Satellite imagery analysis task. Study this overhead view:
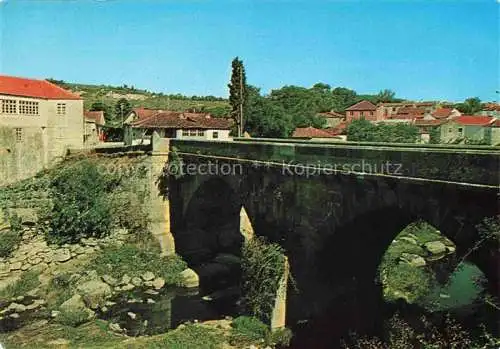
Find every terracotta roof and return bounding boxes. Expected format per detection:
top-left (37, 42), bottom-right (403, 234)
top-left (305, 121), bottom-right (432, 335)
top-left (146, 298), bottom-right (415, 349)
top-left (345, 100), bottom-right (377, 111)
top-left (397, 106), bottom-right (425, 115)
top-left (131, 111), bottom-right (233, 130)
top-left (130, 107), bottom-right (159, 120)
top-left (389, 114), bottom-right (421, 120)
top-left (414, 119), bottom-right (446, 127)
top-left (450, 115), bottom-right (496, 126)
top-left (0, 75), bottom-right (81, 100)
top-left (318, 111), bottom-right (345, 118)
top-left (325, 122), bottom-right (347, 135)
top-left (84, 111), bottom-right (105, 125)
top-left (432, 108), bottom-right (455, 119)
top-left (482, 103), bottom-right (500, 112)
top-left (489, 119), bottom-right (500, 127)
top-left (292, 126), bottom-right (337, 138)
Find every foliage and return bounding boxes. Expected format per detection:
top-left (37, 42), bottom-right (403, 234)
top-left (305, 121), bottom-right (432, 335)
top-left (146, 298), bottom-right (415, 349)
top-left (88, 243), bottom-right (187, 285)
top-left (347, 119), bottom-right (419, 143)
top-left (90, 101), bottom-right (113, 123)
top-left (114, 98), bottom-right (132, 125)
top-left (42, 160), bottom-right (119, 244)
top-left (376, 89), bottom-right (397, 103)
top-left (228, 57), bottom-right (247, 136)
top-left (382, 263), bottom-right (434, 303)
top-left (241, 237), bottom-right (286, 324)
top-left (0, 213), bottom-right (22, 257)
top-left (56, 309), bottom-right (92, 327)
top-left (229, 316), bottom-right (293, 347)
top-left (456, 97), bottom-right (482, 115)
top-left (429, 126), bottom-right (441, 144)
top-left (45, 273), bottom-right (75, 310)
top-left (0, 271), bottom-right (40, 300)
top-left (153, 323), bottom-right (224, 349)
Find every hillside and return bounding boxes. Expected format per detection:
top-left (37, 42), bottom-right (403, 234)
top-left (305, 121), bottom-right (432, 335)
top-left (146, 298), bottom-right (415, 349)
top-left (47, 79), bottom-right (231, 117)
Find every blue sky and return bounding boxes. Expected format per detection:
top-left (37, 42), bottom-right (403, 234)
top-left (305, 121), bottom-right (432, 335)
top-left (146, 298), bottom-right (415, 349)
top-left (0, 0), bottom-right (498, 101)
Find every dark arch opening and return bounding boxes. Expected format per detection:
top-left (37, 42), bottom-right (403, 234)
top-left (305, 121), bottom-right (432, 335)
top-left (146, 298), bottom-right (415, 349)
top-left (286, 207), bottom-right (499, 349)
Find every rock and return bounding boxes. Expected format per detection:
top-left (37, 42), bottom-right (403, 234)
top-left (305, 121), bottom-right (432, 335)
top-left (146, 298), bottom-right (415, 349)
top-left (131, 277), bottom-right (143, 287)
top-left (31, 262), bottom-right (48, 273)
top-left (9, 262), bottom-right (22, 271)
top-left (102, 274), bottom-right (118, 286)
top-left (127, 311), bottom-right (137, 320)
top-left (76, 280), bottom-right (113, 309)
top-left (53, 249), bottom-right (71, 263)
top-left (105, 301), bottom-right (116, 307)
top-left (9, 313), bottom-right (20, 319)
top-left (446, 245), bottom-right (456, 253)
top-left (424, 241), bottom-right (447, 255)
top-left (47, 339), bottom-right (71, 346)
top-left (399, 236), bottom-right (418, 245)
top-left (25, 299), bottom-right (45, 310)
top-left (0, 262), bottom-right (9, 273)
top-left (145, 289), bottom-right (159, 296)
top-left (400, 253), bottom-right (426, 267)
top-left (109, 322), bottom-right (123, 333)
top-left (146, 298), bottom-right (155, 304)
top-left (121, 283), bottom-right (135, 291)
top-left (142, 271), bottom-right (155, 281)
top-left (152, 277), bottom-right (165, 290)
top-left (179, 268), bottom-right (199, 288)
top-left (144, 281), bottom-right (154, 287)
top-left (7, 303), bottom-right (26, 313)
top-left (51, 310), bottom-right (61, 318)
top-left (121, 274), bottom-right (131, 285)
top-left (59, 294), bottom-right (95, 321)
top-left (20, 263), bottom-right (30, 271)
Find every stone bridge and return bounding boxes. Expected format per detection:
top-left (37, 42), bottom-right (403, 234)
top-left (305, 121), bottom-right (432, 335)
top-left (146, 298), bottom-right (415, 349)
top-left (150, 137), bottom-right (499, 329)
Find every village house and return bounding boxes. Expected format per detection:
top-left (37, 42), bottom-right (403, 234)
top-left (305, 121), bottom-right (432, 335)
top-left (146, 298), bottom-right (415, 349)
top-left (291, 126), bottom-right (345, 141)
top-left (0, 75), bottom-right (84, 185)
top-left (317, 110), bottom-right (345, 127)
top-left (440, 115), bottom-right (497, 144)
top-left (414, 119), bottom-right (446, 143)
top-left (428, 107), bottom-right (461, 120)
top-left (123, 108), bottom-right (233, 145)
top-left (478, 103), bottom-right (500, 118)
top-left (83, 110), bottom-right (106, 146)
top-left (345, 100), bottom-right (378, 122)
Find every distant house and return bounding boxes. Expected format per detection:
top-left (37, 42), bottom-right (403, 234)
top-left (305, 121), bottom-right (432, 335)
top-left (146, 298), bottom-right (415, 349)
top-left (440, 115), bottom-right (497, 144)
top-left (0, 75), bottom-right (84, 185)
top-left (489, 119), bottom-right (500, 146)
top-left (291, 126), bottom-right (344, 141)
top-left (376, 102), bottom-right (438, 120)
top-left (345, 100), bottom-right (377, 122)
top-left (414, 119), bottom-right (446, 143)
top-left (429, 107), bottom-right (461, 120)
top-left (478, 103), bottom-right (500, 117)
top-left (124, 109), bottom-right (233, 145)
top-left (318, 111), bottom-right (345, 127)
top-left (83, 110), bottom-right (105, 146)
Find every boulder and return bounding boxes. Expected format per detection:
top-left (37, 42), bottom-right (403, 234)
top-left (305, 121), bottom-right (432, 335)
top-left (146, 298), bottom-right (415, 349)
top-left (152, 277), bottom-right (165, 290)
top-left (76, 280), bottom-right (113, 309)
top-left (121, 274), bottom-right (131, 285)
top-left (142, 271), bottom-right (155, 281)
top-left (121, 283), bottom-right (135, 291)
top-left (179, 268), bottom-right (199, 288)
top-left (399, 236), bottom-right (418, 245)
top-left (102, 274), bottom-right (118, 286)
top-left (53, 249), bottom-right (71, 263)
top-left (401, 253), bottom-right (426, 267)
top-left (424, 241), bottom-right (447, 255)
top-left (59, 294), bottom-right (94, 321)
top-left (131, 277), bottom-right (143, 287)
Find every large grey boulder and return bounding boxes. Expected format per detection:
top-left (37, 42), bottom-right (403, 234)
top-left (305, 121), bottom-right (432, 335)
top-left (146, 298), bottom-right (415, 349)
top-left (59, 294), bottom-right (95, 321)
top-left (76, 280), bottom-right (113, 309)
top-left (179, 268), bottom-right (199, 288)
top-left (424, 241), bottom-right (447, 255)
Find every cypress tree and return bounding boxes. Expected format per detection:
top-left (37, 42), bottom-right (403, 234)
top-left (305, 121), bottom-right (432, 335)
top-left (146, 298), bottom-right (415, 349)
top-left (228, 57), bottom-right (247, 137)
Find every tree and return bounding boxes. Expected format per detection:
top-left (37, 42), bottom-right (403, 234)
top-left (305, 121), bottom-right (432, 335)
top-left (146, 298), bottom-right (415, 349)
top-left (90, 101), bottom-right (112, 123)
top-left (331, 87), bottom-right (358, 112)
top-left (114, 98), bottom-right (132, 125)
top-left (456, 97), bottom-right (482, 114)
top-left (228, 57), bottom-right (247, 136)
top-left (347, 119), bottom-right (419, 143)
top-left (376, 89), bottom-right (397, 103)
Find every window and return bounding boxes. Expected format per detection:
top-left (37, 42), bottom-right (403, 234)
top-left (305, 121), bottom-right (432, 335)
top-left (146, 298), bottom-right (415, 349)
top-left (57, 103), bottom-right (66, 115)
top-left (370, 111), bottom-right (374, 116)
top-left (19, 101), bottom-right (39, 115)
top-left (15, 128), bottom-right (23, 142)
top-left (197, 130), bottom-right (205, 136)
top-left (2, 99), bottom-right (17, 114)
top-left (458, 127), bottom-right (463, 134)
top-left (213, 131), bottom-right (219, 139)
top-left (448, 128), bottom-right (452, 133)
top-left (182, 130), bottom-right (189, 137)
top-left (189, 129), bottom-right (197, 136)
top-left (360, 111), bottom-right (364, 117)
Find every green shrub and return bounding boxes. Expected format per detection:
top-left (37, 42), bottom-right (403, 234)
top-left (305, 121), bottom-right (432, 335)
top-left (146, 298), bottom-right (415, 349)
top-left (56, 309), bottom-right (92, 327)
top-left (241, 237), bottom-right (286, 324)
top-left (43, 160), bottom-right (119, 244)
top-left (0, 271), bottom-right (40, 300)
top-left (45, 273), bottom-right (75, 309)
top-left (152, 323), bottom-right (223, 349)
top-left (0, 230), bottom-right (22, 258)
top-left (88, 244), bottom-right (187, 285)
top-left (230, 316), bottom-right (269, 345)
top-left (271, 327), bottom-right (293, 347)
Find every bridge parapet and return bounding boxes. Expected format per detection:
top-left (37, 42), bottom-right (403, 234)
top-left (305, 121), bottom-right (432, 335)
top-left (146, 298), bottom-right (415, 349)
top-left (170, 139), bottom-right (500, 186)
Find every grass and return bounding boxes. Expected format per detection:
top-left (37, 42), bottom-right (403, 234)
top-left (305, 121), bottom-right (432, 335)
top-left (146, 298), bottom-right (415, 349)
top-left (45, 273), bottom-right (75, 310)
top-left (88, 243), bottom-right (187, 285)
top-left (0, 270), bottom-right (40, 300)
top-left (151, 324), bottom-right (224, 349)
top-left (229, 316), bottom-right (293, 348)
top-left (55, 308), bottom-right (92, 327)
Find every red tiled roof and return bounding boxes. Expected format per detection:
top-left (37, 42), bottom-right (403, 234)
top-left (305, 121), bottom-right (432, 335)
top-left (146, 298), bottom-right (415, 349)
top-left (489, 119), bottom-right (500, 127)
top-left (318, 111), bottom-right (345, 118)
top-left (389, 114), bottom-right (421, 120)
top-left (482, 103), bottom-right (500, 112)
top-left (130, 107), bottom-right (159, 120)
top-left (345, 100), bottom-right (377, 111)
top-left (432, 108), bottom-right (454, 119)
top-left (0, 75), bottom-right (81, 100)
top-left (292, 126), bottom-right (337, 138)
top-left (131, 111), bottom-right (233, 130)
top-left (414, 119), bottom-right (446, 127)
top-left (450, 115), bottom-right (496, 126)
top-left (84, 111), bottom-right (105, 125)
top-left (397, 106), bottom-right (425, 115)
